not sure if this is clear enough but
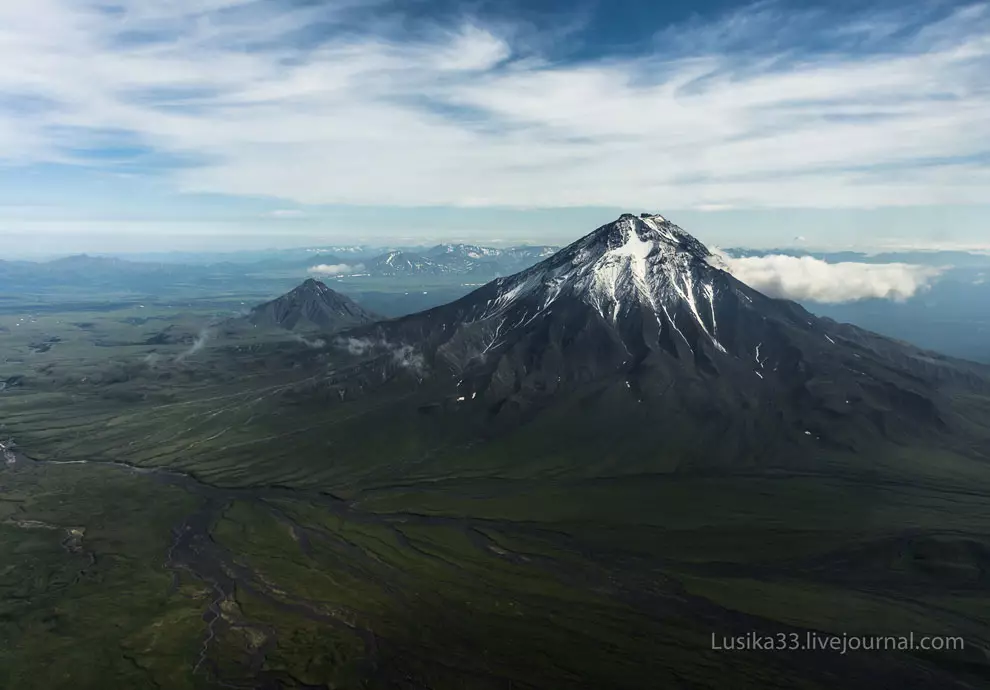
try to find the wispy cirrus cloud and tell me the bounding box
[0,1,988,211]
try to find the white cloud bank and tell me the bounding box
[721,254,943,303]
[0,2,989,209]
[308,263,364,276]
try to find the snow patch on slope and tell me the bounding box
[469,214,733,353]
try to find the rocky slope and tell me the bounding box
[327,213,990,464]
[247,279,379,332]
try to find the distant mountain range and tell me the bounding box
[0,243,560,295]
[345,244,558,278]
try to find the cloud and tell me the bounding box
[292,333,326,349]
[175,327,212,361]
[389,344,426,374]
[308,263,364,276]
[720,253,944,303]
[337,336,425,373]
[339,337,366,355]
[269,209,305,218]
[0,2,988,210]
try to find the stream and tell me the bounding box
[0,443,542,689]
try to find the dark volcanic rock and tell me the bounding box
[248,279,379,332]
[328,213,990,465]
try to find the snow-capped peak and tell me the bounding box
[478,213,729,352]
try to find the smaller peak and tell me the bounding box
[299,278,329,292]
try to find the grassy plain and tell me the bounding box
[1,300,989,688]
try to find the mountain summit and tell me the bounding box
[467,212,730,353]
[248,279,378,332]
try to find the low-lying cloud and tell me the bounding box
[340,336,376,356]
[389,344,426,373]
[175,327,212,361]
[337,336,426,374]
[292,334,326,349]
[309,263,364,276]
[719,253,943,303]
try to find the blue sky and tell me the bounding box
[1,0,989,256]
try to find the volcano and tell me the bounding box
[331,213,989,466]
[247,278,378,332]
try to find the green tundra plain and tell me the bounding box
[1,296,989,689]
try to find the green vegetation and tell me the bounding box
[1,302,989,688]
[0,463,205,689]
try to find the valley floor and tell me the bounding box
[1,303,989,689]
